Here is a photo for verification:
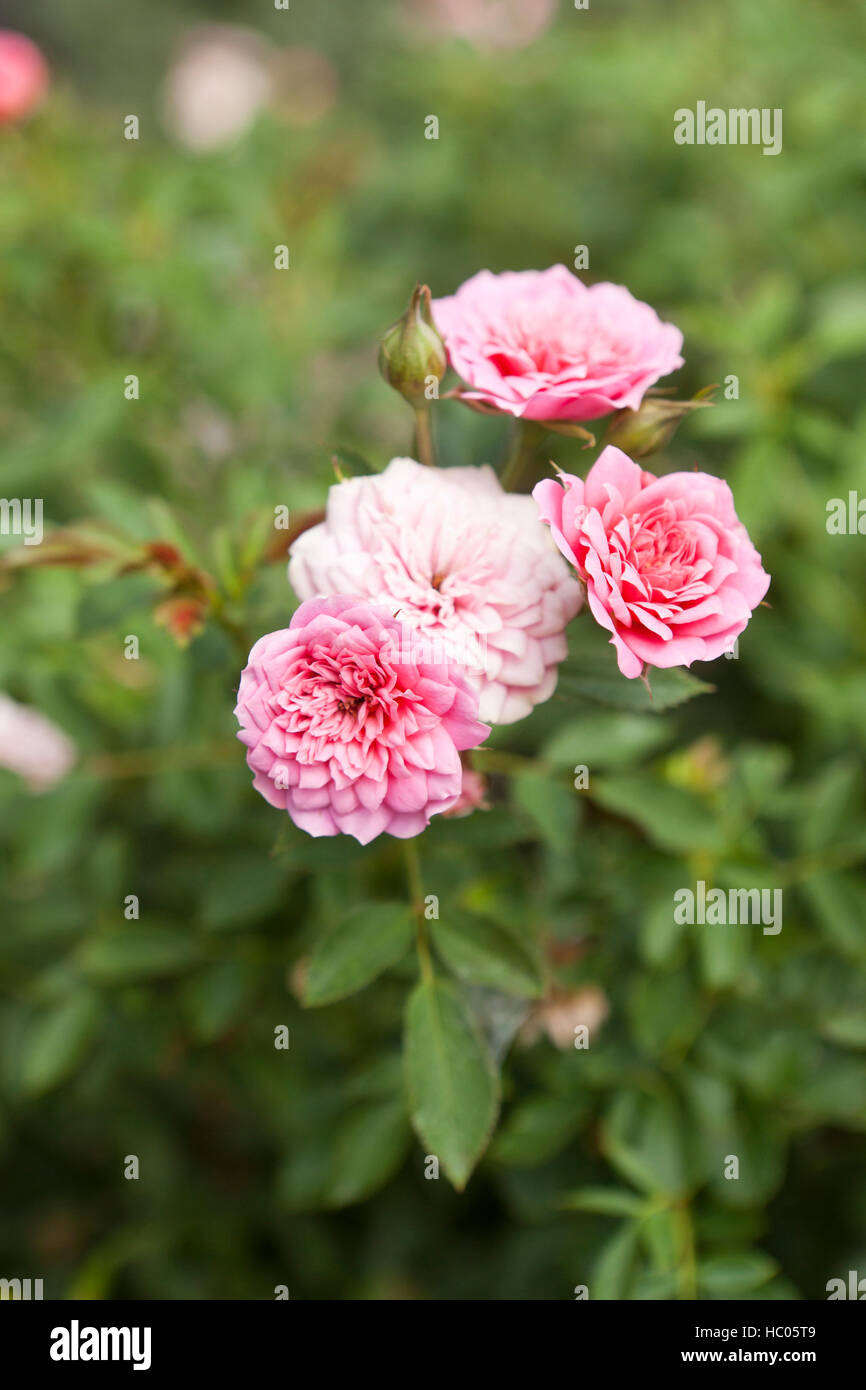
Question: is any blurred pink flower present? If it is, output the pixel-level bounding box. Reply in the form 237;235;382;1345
443;765;488;817
0;30;49;124
433;266;684;422
406;0;556;51
534;446;770;678
234;597;489;843
162;26;272;152
288;458;583;725
0;694;76;792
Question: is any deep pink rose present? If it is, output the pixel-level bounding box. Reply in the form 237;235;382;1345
0;31;49;124
234;596;489;843
533;446;770;678
432;265;683;422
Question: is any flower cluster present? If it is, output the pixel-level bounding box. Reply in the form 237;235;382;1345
235;265;770;842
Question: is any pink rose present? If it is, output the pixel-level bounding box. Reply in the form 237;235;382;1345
533;446;770;678
0;31;49;124
432;265;683;422
234;596;489;843
442;765;488;818
289;458;582;725
0;694;76;791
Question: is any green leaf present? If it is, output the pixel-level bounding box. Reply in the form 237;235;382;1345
592;1221;641;1300
304;901;414;1007
78;927;200;983
20;993;100;1096
493;1096;583;1166
324;1100;411;1209
183;960;251;1041
431;913;543;998
820;1011;866;1050
201;855;286;932
601;1092;687;1197
627;971;703;1058
512;772;578;853
699;1251;778;1296
562;1186;647;1217
588;775;725;854
542;710;673;772
558;622;713;712
404;976;499;1190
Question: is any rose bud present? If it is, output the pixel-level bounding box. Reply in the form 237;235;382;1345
605;389;715;461
378;284;447;405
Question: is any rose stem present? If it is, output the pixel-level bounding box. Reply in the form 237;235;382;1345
413;404;436;467
403;838;434;982
501;420;548;492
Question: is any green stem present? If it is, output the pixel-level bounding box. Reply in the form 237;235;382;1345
673;1199;698;1301
501;420;548;492
413;404;435;467
403;838;434;982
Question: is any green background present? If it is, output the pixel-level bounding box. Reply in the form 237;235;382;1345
1;0;865;1299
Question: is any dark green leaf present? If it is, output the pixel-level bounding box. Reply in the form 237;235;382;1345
404;976;499;1190
304;901;414;1007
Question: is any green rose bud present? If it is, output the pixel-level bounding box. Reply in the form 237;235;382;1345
378;284;447;405
606;388;716;460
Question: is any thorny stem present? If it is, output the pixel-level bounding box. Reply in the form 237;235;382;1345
403;838;434;982
413;404;436;467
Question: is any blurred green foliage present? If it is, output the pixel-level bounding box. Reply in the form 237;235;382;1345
1;0;865;1300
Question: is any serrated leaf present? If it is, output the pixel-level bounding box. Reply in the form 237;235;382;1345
431;913;542;998
304;901;413;1007
404;976;499;1190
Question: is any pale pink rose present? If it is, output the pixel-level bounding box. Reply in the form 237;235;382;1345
533;446;770;678
405;0;556;51
234;597;489;843
443;766;488;818
289;458;583;725
162;26;271;152
433;265;684;422
0;31;49;124
0;694;76;792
